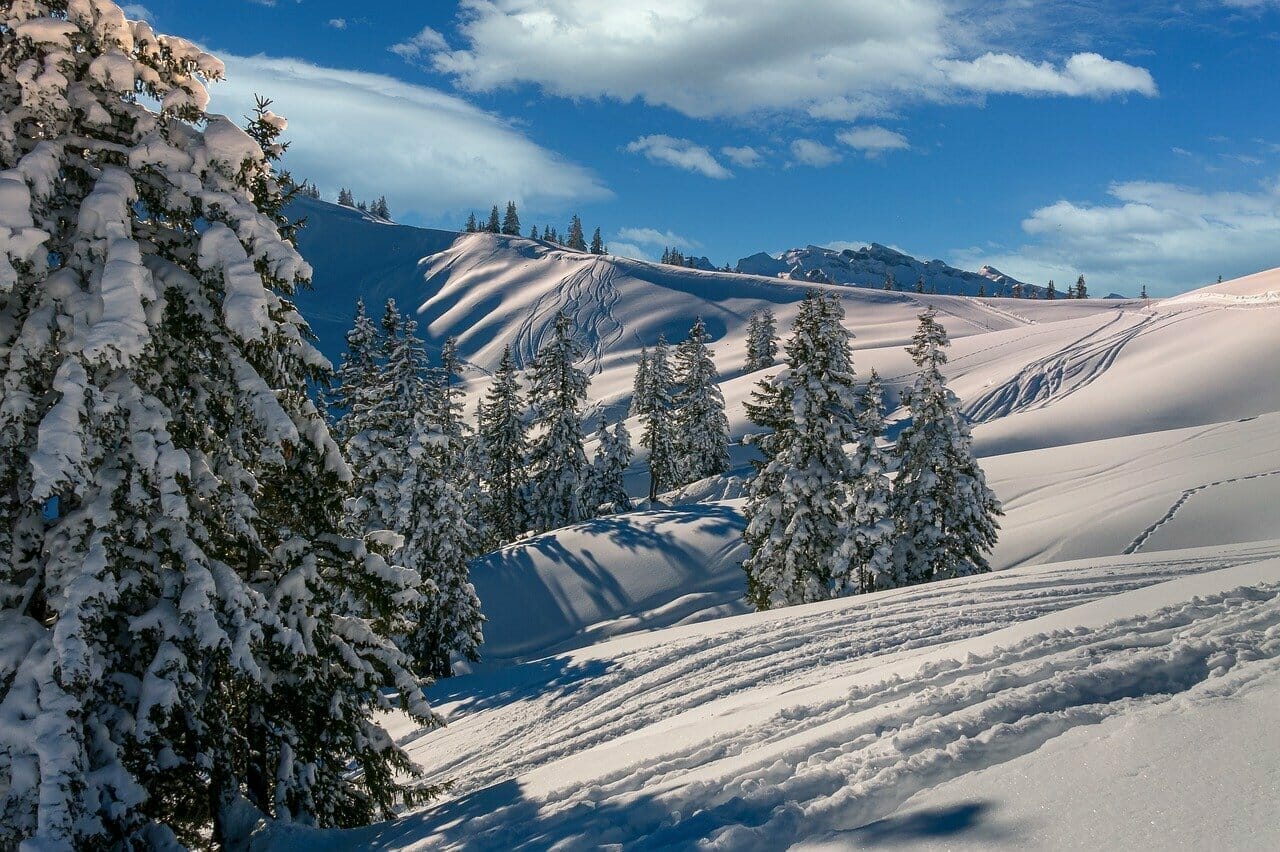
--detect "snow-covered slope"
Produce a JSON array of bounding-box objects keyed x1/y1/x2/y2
[{"x1": 260, "y1": 541, "x2": 1280, "y2": 850}]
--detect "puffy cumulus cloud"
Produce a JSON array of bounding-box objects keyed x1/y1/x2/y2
[
  {"x1": 837, "y1": 125, "x2": 910, "y2": 157},
  {"x1": 625, "y1": 135, "x2": 732, "y2": 179},
  {"x1": 615, "y1": 227, "x2": 699, "y2": 249},
  {"x1": 209, "y1": 54, "x2": 609, "y2": 221},
  {"x1": 790, "y1": 139, "x2": 842, "y2": 168},
  {"x1": 391, "y1": 26, "x2": 449, "y2": 62},
  {"x1": 953, "y1": 178, "x2": 1280, "y2": 295},
  {"x1": 721, "y1": 145, "x2": 764, "y2": 168},
  {"x1": 939, "y1": 52, "x2": 1157, "y2": 97},
  {"x1": 427, "y1": 0, "x2": 1156, "y2": 119}
]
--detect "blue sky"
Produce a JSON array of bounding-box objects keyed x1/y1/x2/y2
[{"x1": 136, "y1": 1, "x2": 1280, "y2": 295}]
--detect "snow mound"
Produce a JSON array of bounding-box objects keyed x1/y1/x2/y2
[{"x1": 1168, "y1": 265, "x2": 1280, "y2": 304}]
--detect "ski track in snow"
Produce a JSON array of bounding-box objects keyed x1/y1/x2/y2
[
  {"x1": 375, "y1": 545, "x2": 1280, "y2": 850},
  {"x1": 510, "y1": 256, "x2": 625, "y2": 374},
  {"x1": 963, "y1": 306, "x2": 1210, "y2": 423},
  {"x1": 1124, "y1": 468, "x2": 1280, "y2": 555}
]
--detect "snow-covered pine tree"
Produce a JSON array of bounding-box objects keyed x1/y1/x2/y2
[
  {"x1": 1046, "y1": 279, "x2": 1056, "y2": 299},
  {"x1": 331, "y1": 299, "x2": 380, "y2": 444},
  {"x1": 550, "y1": 227, "x2": 560, "y2": 244},
  {"x1": 1075, "y1": 274, "x2": 1088, "y2": 299},
  {"x1": 486, "y1": 204, "x2": 501, "y2": 233},
  {"x1": 590, "y1": 227, "x2": 604, "y2": 254},
  {"x1": 630, "y1": 345, "x2": 650, "y2": 416},
  {"x1": 478, "y1": 346, "x2": 529, "y2": 544},
  {"x1": 371, "y1": 195, "x2": 390, "y2": 220},
  {"x1": 586, "y1": 418, "x2": 633, "y2": 514},
  {"x1": 0, "y1": 7, "x2": 435, "y2": 846},
  {"x1": 673, "y1": 317, "x2": 730, "y2": 483},
  {"x1": 501, "y1": 200, "x2": 520, "y2": 236},
  {"x1": 465, "y1": 211, "x2": 478, "y2": 232},
  {"x1": 836, "y1": 369, "x2": 898, "y2": 594},
  {"x1": 543, "y1": 225, "x2": 553, "y2": 242},
  {"x1": 529, "y1": 224, "x2": 539, "y2": 239},
  {"x1": 338, "y1": 186, "x2": 355, "y2": 206},
  {"x1": 566, "y1": 214, "x2": 587, "y2": 250},
  {"x1": 745, "y1": 307, "x2": 778, "y2": 372},
  {"x1": 889, "y1": 308, "x2": 1002, "y2": 584},
  {"x1": 525, "y1": 313, "x2": 590, "y2": 531},
  {"x1": 638, "y1": 334, "x2": 679, "y2": 502},
  {"x1": 742, "y1": 292, "x2": 862, "y2": 609},
  {"x1": 915, "y1": 275, "x2": 925, "y2": 293}
]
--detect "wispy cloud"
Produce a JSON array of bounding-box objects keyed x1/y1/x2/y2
[
  {"x1": 837, "y1": 125, "x2": 910, "y2": 158},
  {"x1": 625, "y1": 135, "x2": 732, "y2": 179},
  {"x1": 790, "y1": 139, "x2": 842, "y2": 168}
]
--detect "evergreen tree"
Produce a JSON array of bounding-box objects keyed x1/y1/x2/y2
[
  {"x1": 883, "y1": 272, "x2": 895, "y2": 291},
  {"x1": 331, "y1": 299, "x2": 380, "y2": 447},
  {"x1": 890, "y1": 309, "x2": 1002, "y2": 584},
  {"x1": 486, "y1": 204, "x2": 501, "y2": 233},
  {"x1": 478, "y1": 346, "x2": 529, "y2": 544},
  {"x1": 502, "y1": 200, "x2": 521, "y2": 235},
  {"x1": 566, "y1": 214, "x2": 587, "y2": 250},
  {"x1": 542, "y1": 225, "x2": 553, "y2": 241},
  {"x1": 550, "y1": 227, "x2": 560, "y2": 244},
  {"x1": 372, "y1": 195, "x2": 391, "y2": 219},
  {"x1": 525, "y1": 314, "x2": 590, "y2": 531},
  {"x1": 357, "y1": 200, "x2": 368, "y2": 211},
  {"x1": 916, "y1": 275, "x2": 926, "y2": 293},
  {"x1": 1046, "y1": 279, "x2": 1057, "y2": 300},
  {"x1": 746, "y1": 307, "x2": 779, "y2": 372},
  {"x1": 977, "y1": 282, "x2": 986, "y2": 297},
  {"x1": 638, "y1": 334, "x2": 679, "y2": 501},
  {"x1": 674, "y1": 318, "x2": 730, "y2": 483},
  {"x1": 742, "y1": 293, "x2": 862, "y2": 609},
  {"x1": 530, "y1": 224, "x2": 540, "y2": 239},
  {"x1": 631, "y1": 346, "x2": 651, "y2": 416},
  {"x1": 1140, "y1": 283, "x2": 1148, "y2": 299},
  {"x1": 338, "y1": 186, "x2": 355, "y2": 206},
  {"x1": 837, "y1": 371, "x2": 898, "y2": 594},
  {"x1": 590, "y1": 227, "x2": 605, "y2": 254},
  {"x1": 465, "y1": 211, "x2": 478, "y2": 232},
  {"x1": 661, "y1": 247, "x2": 671, "y2": 264},
  {"x1": 1075, "y1": 274, "x2": 1088, "y2": 299},
  {"x1": 587, "y1": 419, "x2": 633, "y2": 514},
  {"x1": 0, "y1": 11, "x2": 435, "y2": 846}
]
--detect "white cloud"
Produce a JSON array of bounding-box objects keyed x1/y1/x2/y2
[
  {"x1": 721, "y1": 145, "x2": 764, "y2": 168},
  {"x1": 790, "y1": 139, "x2": 842, "y2": 168},
  {"x1": 121, "y1": 3, "x2": 152, "y2": 21},
  {"x1": 427, "y1": 0, "x2": 1156, "y2": 119},
  {"x1": 609, "y1": 242, "x2": 654, "y2": 262},
  {"x1": 209, "y1": 54, "x2": 609, "y2": 220},
  {"x1": 328, "y1": 18, "x2": 348, "y2": 30},
  {"x1": 953, "y1": 178, "x2": 1280, "y2": 295},
  {"x1": 837, "y1": 125, "x2": 910, "y2": 157},
  {"x1": 939, "y1": 52, "x2": 1157, "y2": 98},
  {"x1": 391, "y1": 26, "x2": 449, "y2": 62},
  {"x1": 615, "y1": 227, "x2": 698, "y2": 249},
  {"x1": 625, "y1": 135, "x2": 732, "y2": 179}
]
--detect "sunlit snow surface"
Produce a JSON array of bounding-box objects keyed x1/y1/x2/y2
[{"x1": 263, "y1": 202, "x2": 1280, "y2": 849}]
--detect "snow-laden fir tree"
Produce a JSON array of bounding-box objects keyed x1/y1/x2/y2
[
  {"x1": 566, "y1": 214, "x2": 587, "y2": 250},
  {"x1": 432, "y1": 337, "x2": 490, "y2": 556},
  {"x1": 331, "y1": 298, "x2": 379, "y2": 444},
  {"x1": 501, "y1": 200, "x2": 520, "y2": 236},
  {"x1": 529, "y1": 224, "x2": 539, "y2": 239},
  {"x1": 590, "y1": 227, "x2": 605, "y2": 254},
  {"x1": 1075, "y1": 274, "x2": 1088, "y2": 299},
  {"x1": 586, "y1": 419, "x2": 633, "y2": 515},
  {"x1": 630, "y1": 345, "x2": 651, "y2": 417},
  {"x1": 637, "y1": 334, "x2": 679, "y2": 501},
  {"x1": 337, "y1": 186, "x2": 354, "y2": 206},
  {"x1": 486, "y1": 204, "x2": 501, "y2": 233},
  {"x1": 0, "y1": 6, "x2": 436, "y2": 846},
  {"x1": 371, "y1": 195, "x2": 390, "y2": 220},
  {"x1": 745, "y1": 306, "x2": 778, "y2": 372},
  {"x1": 673, "y1": 317, "x2": 729, "y2": 483},
  {"x1": 478, "y1": 346, "x2": 529, "y2": 544},
  {"x1": 742, "y1": 292, "x2": 862, "y2": 609},
  {"x1": 889, "y1": 308, "x2": 1002, "y2": 584},
  {"x1": 525, "y1": 313, "x2": 590, "y2": 531},
  {"x1": 836, "y1": 370, "x2": 898, "y2": 594},
  {"x1": 465, "y1": 211, "x2": 477, "y2": 232}
]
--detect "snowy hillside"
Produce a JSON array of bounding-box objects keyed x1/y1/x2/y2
[
  {"x1": 737, "y1": 243, "x2": 1033, "y2": 297},
  {"x1": 259, "y1": 199, "x2": 1280, "y2": 849}
]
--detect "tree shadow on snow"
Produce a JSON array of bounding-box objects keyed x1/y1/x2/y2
[
  {"x1": 426, "y1": 655, "x2": 616, "y2": 715},
  {"x1": 848, "y1": 800, "x2": 1014, "y2": 846}
]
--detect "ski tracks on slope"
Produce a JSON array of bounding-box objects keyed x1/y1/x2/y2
[
  {"x1": 1124, "y1": 467, "x2": 1280, "y2": 555},
  {"x1": 404, "y1": 547, "x2": 1280, "y2": 849},
  {"x1": 510, "y1": 256, "x2": 626, "y2": 374},
  {"x1": 964, "y1": 306, "x2": 1209, "y2": 423}
]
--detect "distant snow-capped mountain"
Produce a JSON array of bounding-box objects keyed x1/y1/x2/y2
[{"x1": 737, "y1": 243, "x2": 1037, "y2": 297}]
